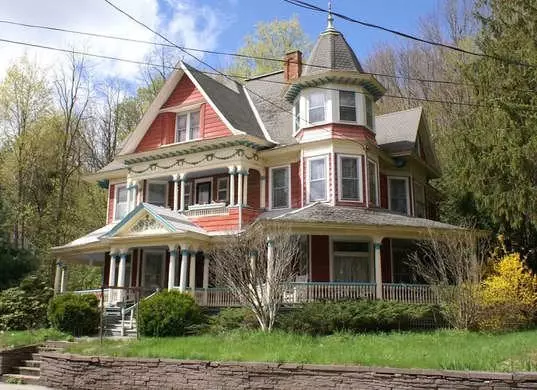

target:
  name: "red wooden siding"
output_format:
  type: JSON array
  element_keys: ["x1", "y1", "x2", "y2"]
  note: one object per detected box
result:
[
  {"x1": 135, "y1": 112, "x2": 175, "y2": 152},
  {"x1": 290, "y1": 162, "x2": 301, "y2": 208},
  {"x1": 379, "y1": 173, "x2": 388, "y2": 209},
  {"x1": 191, "y1": 209, "x2": 239, "y2": 232},
  {"x1": 107, "y1": 184, "x2": 115, "y2": 224},
  {"x1": 331, "y1": 123, "x2": 376, "y2": 143},
  {"x1": 381, "y1": 238, "x2": 392, "y2": 283},
  {"x1": 310, "y1": 235, "x2": 330, "y2": 282},
  {"x1": 202, "y1": 103, "x2": 231, "y2": 139},
  {"x1": 163, "y1": 75, "x2": 203, "y2": 108}
]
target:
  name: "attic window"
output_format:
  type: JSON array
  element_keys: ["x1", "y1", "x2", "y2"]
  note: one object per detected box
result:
[{"x1": 176, "y1": 111, "x2": 200, "y2": 142}]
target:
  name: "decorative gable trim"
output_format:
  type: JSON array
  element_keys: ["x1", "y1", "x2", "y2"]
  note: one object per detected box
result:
[
  {"x1": 128, "y1": 213, "x2": 168, "y2": 235},
  {"x1": 104, "y1": 203, "x2": 176, "y2": 238}
]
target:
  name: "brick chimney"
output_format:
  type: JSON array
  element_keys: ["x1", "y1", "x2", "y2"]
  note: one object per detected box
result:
[{"x1": 284, "y1": 50, "x2": 302, "y2": 82}]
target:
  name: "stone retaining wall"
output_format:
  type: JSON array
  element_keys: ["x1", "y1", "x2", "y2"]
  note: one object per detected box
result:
[
  {"x1": 40, "y1": 352, "x2": 537, "y2": 390},
  {"x1": 0, "y1": 345, "x2": 37, "y2": 375}
]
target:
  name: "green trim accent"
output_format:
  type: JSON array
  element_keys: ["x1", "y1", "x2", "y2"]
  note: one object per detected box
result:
[
  {"x1": 373, "y1": 242, "x2": 382, "y2": 250},
  {"x1": 103, "y1": 203, "x2": 176, "y2": 238},
  {"x1": 181, "y1": 249, "x2": 190, "y2": 256}
]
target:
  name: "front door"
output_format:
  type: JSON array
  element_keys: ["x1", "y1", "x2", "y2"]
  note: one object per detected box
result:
[{"x1": 142, "y1": 251, "x2": 165, "y2": 291}]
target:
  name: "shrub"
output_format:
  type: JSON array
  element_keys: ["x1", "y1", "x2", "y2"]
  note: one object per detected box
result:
[
  {"x1": 277, "y1": 300, "x2": 444, "y2": 335},
  {"x1": 0, "y1": 275, "x2": 53, "y2": 331},
  {"x1": 137, "y1": 291, "x2": 205, "y2": 337},
  {"x1": 208, "y1": 308, "x2": 259, "y2": 334},
  {"x1": 48, "y1": 293, "x2": 100, "y2": 336},
  {"x1": 478, "y1": 252, "x2": 537, "y2": 331}
]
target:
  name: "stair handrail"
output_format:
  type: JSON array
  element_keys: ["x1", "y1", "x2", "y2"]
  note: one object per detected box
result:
[{"x1": 121, "y1": 289, "x2": 159, "y2": 335}]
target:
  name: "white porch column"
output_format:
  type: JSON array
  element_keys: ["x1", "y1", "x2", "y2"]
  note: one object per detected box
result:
[
  {"x1": 373, "y1": 238, "x2": 383, "y2": 299},
  {"x1": 60, "y1": 265, "x2": 68, "y2": 293},
  {"x1": 179, "y1": 176, "x2": 186, "y2": 212},
  {"x1": 131, "y1": 180, "x2": 138, "y2": 208},
  {"x1": 173, "y1": 175, "x2": 179, "y2": 212},
  {"x1": 202, "y1": 256, "x2": 209, "y2": 305},
  {"x1": 243, "y1": 170, "x2": 249, "y2": 206},
  {"x1": 229, "y1": 166, "x2": 236, "y2": 206},
  {"x1": 168, "y1": 246, "x2": 178, "y2": 290},
  {"x1": 179, "y1": 247, "x2": 190, "y2": 292},
  {"x1": 260, "y1": 175, "x2": 266, "y2": 209},
  {"x1": 54, "y1": 259, "x2": 62, "y2": 294},
  {"x1": 108, "y1": 253, "x2": 118, "y2": 304},
  {"x1": 126, "y1": 178, "x2": 132, "y2": 212},
  {"x1": 237, "y1": 167, "x2": 243, "y2": 206},
  {"x1": 189, "y1": 251, "x2": 197, "y2": 291},
  {"x1": 117, "y1": 251, "x2": 128, "y2": 301}
]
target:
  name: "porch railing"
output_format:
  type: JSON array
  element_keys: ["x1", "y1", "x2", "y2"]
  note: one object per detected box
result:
[
  {"x1": 183, "y1": 203, "x2": 228, "y2": 217},
  {"x1": 286, "y1": 282, "x2": 376, "y2": 303},
  {"x1": 72, "y1": 288, "x2": 110, "y2": 306},
  {"x1": 382, "y1": 284, "x2": 438, "y2": 304}
]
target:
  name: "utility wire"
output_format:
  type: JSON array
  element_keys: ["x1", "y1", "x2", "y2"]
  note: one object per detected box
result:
[{"x1": 283, "y1": 0, "x2": 537, "y2": 69}]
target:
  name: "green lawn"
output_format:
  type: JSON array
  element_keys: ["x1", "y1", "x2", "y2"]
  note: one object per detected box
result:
[
  {"x1": 66, "y1": 329, "x2": 537, "y2": 372},
  {"x1": 0, "y1": 328, "x2": 69, "y2": 348}
]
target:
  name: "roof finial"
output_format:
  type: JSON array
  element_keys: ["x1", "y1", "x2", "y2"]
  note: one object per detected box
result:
[{"x1": 326, "y1": 0, "x2": 335, "y2": 31}]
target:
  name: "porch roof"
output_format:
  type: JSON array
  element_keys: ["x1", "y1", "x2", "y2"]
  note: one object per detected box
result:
[{"x1": 260, "y1": 202, "x2": 462, "y2": 233}]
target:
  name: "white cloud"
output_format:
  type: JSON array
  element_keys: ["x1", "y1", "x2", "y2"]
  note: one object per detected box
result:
[{"x1": 0, "y1": 0, "x2": 230, "y2": 84}]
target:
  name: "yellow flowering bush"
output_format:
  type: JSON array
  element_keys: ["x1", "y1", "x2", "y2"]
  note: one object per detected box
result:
[{"x1": 479, "y1": 252, "x2": 537, "y2": 330}]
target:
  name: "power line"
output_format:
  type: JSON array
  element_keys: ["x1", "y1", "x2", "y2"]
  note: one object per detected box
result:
[
  {"x1": 283, "y1": 0, "x2": 537, "y2": 69},
  {"x1": 0, "y1": 36, "x2": 492, "y2": 109},
  {"x1": 0, "y1": 18, "x2": 475, "y2": 89}
]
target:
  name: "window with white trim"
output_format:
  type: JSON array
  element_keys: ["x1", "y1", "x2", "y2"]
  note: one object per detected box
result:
[
  {"x1": 175, "y1": 110, "x2": 200, "y2": 142},
  {"x1": 365, "y1": 96, "x2": 374, "y2": 129},
  {"x1": 309, "y1": 157, "x2": 327, "y2": 202},
  {"x1": 147, "y1": 182, "x2": 167, "y2": 207},
  {"x1": 294, "y1": 99, "x2": 301, "y2": 132},
  {"x1": 339, "y1": 90, "x2": 356, "y2": 121},
  {"x1": 217, "y1": 177, "x2": 228, "y2": 202},
  {"x1": 308, "y1": 92, "x2": 325, "y2": 123},
  {"x1": 183, "y1": 182, "x2": 192, "y2": 208},
  {"x1": 367, "y1": 160, "x2": 379, "y2": 206},
  {"x1": 271, "y1": 166, "x2": 290, "y2": 209},
  {"x1": 389, "y1": 177, "x2": 409, "y2": 214},
  {"x1": 114, "y1": 185, "x2": 128, "y2": 220},
  {"x1": 339, "y1": 156, "x2": 362, "y2": 201},
  {"x1": 333, "y1": 241, "x2": 371, "y2": 282}
]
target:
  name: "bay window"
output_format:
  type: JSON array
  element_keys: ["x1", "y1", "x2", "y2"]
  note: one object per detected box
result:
[
  {"x1": 271, "y1": 166, "x2": 290, "y2": 209},
  {"x1": 388, "y1": 177, "x2": 410, "y2": 215},
  {"x1": 308, "y1": 157, "x2": 327, "y2": 202},
  {"x1": 367, "y1": 160, "x2": 379, "y2": 206},
  {"x1": 114, "y1": 184, "x2": 128, "y2": 220},
  {"x1": 339, "y1": 90, "x2": 356, "y2": 121},
  {"x1": 175, "y1": 110, "x2": 200, "y2": 142},
  {"x1": 308, "y1": 92, "x2": 325, "y2": 123},
  {"x1": 365, "y1": 96, "x2": 374, "y2": 129},
  {"x1": 147, "y1": 182, "x2": 167, "y2": 207},
  {"x1": 338, "y1": 156, "x2": 362, "y2": 201}
]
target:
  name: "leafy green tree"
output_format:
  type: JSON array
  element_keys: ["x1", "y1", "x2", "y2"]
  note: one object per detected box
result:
[
  {"x1": 227, "y1": 16, "x2": 312, "y2": 78},
  {"x1": 0, "y1": 238, "x2": 38, "y2": 290}
]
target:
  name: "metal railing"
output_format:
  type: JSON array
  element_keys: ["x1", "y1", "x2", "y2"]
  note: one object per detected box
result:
[{"x1": 120, "y1": 289, "x2": 159, "y2": 336}]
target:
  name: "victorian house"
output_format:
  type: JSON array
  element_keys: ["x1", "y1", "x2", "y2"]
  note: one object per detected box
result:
[{"x1": 52, "y1": 15, "x2": 459, "y2": 308}]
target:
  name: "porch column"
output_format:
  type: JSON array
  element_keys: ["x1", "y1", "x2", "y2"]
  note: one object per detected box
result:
[
  {"x1": 131, "y1": 180, "x2": 138, "y2": 208},
  {"x1": 60, "y1": 265, "x2": 68, "y2": 293},
  {"x1": 168, "y1": 246, "x2": 178, "y2": 290},
  {"x1": 373, "y1": 238, "x2": 383, "y2": 299},
  {"x1": 117, "y1": 250, "x2": 128, "y2": 302},
  {"x1": 229, "y1": 166, "x2": 236, "y2": 206},
  {"x1": 260, "y1": 175, "x2": 266, "y2": 209},
  {"x1": 126, "y1": 178, "x2": 132, "y2": 212},
  {"x1": 54, "y1": 259, "x2": 62, "y2": 294},
  {"x1": 189, "y1": 251, "x2": 197, "y2": 291},
  {"x1": 179, "y1": 175, "x2": 186, "y2": 212},
  {"x1": 179, "y1": 246, "x2": 190, "y2": 292},
  {"x1": 202, "y1": 256, "x2": 209, "y2": 305},
  {"x1": 108, "y1": 253, "x2": 118, "y2": 304},
  {"x1": 237, "y1": 167, "x2": 243, "y2": 206},
  {"x1": 243, "y1": 170, "x2": 249, "y2": 206},
  {"x1": 173, "y1": 175, "x2": 179, "y2": 212}
]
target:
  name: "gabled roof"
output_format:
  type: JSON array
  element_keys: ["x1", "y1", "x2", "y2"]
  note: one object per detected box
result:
[
  {"x1": 302, "y1": 29, "x2": 363, "y2": 76},
  {"x1": 376, "y1": 107, "x2": 423, "y2": 147}
]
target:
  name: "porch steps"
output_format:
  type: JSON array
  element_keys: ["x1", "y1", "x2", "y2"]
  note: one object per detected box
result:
[
  {"x1": 103, "y1": 306, "x2": 137, "y2": 337},
  {"x1": 1, "y1": 344, "x2": 63, "y2": 385}
]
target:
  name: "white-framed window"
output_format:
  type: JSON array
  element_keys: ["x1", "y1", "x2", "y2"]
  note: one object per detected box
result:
[
  {"x1": 195, "y1": 178, "x2": 212, "y2": 205},
  {"x1": 332, "y1": 241, "x2": 371, "y2": 282},
  {"x1": 365, "y1": 96, "x2": 374, "y2": 129},
  {"x1": 294, "y1": 99, "x2": 301, "y2": 132},
  {"x1": 338, "y1": 155, "x2": 362, "y2": 202},
  {"x1": 367, "y1": 159, "x2": 379, "y2": 206},
  {"x1": 146, "y1": 181, "x2": 167, "y2": 207},
  {"x1": 308, "y1": 92, "x2": 325, "y2": 123},
  {"x1": 339, "y1": 90, "x2": 356, "y2": 122},
  {"x1": 175, "y1": 110, "x2": 200, "y2": 142},
  {"x1": 114, "y1": 184, "x2": 128, "y2": 221},
  {"x1": 270, "y1": 166, "x2": 290, "y2": 209},
  {"x1": 216, "y1": 177, "x2": 228, "y2": 202},
  {"x1": 183, "y1": 181, "x2": 192, "y2": 208},
  {"x1": 388, "y1": 177, "x2": 410, "y2": 215},
  {"x1": 308, "y1": 156, "x2": 328, "y2": 202}
]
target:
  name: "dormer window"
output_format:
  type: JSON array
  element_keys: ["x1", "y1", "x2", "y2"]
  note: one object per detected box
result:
[
  {"x1": 176, "y1": 111, "x2": 200, "y2": 142},
  {"x1": 339, "y1": 91, "x2": 356, "y2": 121},
  {"x1": 308, "y1": 92, "x2": 325, "y2": 123}
]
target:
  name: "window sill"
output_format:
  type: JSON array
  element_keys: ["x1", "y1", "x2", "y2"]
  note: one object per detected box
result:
[{"x1": 160, "y1": 138, "x2": 202, "y2": 148}]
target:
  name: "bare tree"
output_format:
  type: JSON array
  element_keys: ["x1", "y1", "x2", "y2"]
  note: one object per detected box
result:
[
  {"x1": 209, "y1": 223, "x2": 301, "y2": 332},
  {"x1": 408, "y1": 229, "x2": 488, "y2": 329}
]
